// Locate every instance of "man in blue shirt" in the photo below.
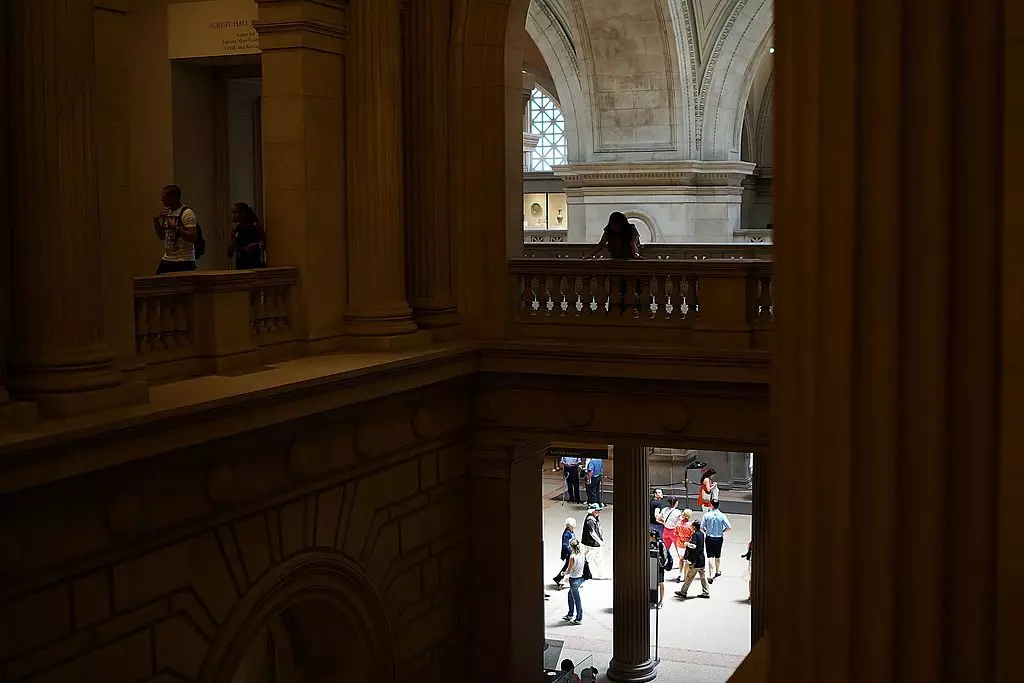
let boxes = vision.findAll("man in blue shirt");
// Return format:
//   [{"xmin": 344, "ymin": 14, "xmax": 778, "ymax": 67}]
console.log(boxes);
[
  {"xmin": 560, "ymin": 456, "xmax": 583, "ymax": 503},
  {"xmin": 701, "ymin": 499, "xmax": 732, "ymax": 583},
  {"xmin": 585, "ymin": 457, "xmax": 604, "ymax": 507}
]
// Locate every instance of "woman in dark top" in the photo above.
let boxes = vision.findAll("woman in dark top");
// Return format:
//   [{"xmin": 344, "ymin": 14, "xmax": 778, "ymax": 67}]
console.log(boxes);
[
  {"xmin": 227, "ymin": 202, "xmax": 266, "ymax": 269},
  {"xmin": 585, "ymin": 211, "xmax": 642, "ymax": 260}
]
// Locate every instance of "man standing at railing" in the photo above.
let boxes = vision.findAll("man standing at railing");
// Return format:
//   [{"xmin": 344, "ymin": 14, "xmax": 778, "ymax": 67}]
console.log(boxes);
[{"xmin": 153, "ymin": 184, "xmax": 200, "ymax": 275}]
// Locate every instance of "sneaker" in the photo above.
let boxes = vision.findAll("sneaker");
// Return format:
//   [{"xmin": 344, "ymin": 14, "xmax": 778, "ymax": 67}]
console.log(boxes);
[
  {"xmin": 715, "ymin": 571, "xmax": 722, "ymax": 578},
  {"xmin": 562, "ymin": 614, "xmax": 574, "ymax": 621},
  {"xmin": 656, "ymin": 602, "xmax": 663, "ymax": 609},
  {"xmin": 571, "ymin": 620, "xmax": 582, "ymax": 625},
  {"xmin": 709, "ymin": 577, "xmax": 715, "ymax": 585},
  {"xmin": 699, "ymin": 593, "xmax": 711, "ymax": 599}
]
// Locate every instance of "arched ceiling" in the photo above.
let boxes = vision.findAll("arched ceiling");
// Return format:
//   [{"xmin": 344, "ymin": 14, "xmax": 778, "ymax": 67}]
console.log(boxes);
[{"xmin": 525, "ymin": 0, "xmax": 773, "ymax": 162}]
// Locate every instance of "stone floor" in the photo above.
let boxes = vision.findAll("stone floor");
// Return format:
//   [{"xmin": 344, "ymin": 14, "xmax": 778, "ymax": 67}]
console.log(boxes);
[{"xmin": 542, "ymin": 473, "xmax": 752, "ymax": 682}]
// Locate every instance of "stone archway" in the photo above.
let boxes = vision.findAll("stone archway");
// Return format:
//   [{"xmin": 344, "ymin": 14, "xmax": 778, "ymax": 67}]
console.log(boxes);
[{"xmin": 198, "ymin": 552, "xmax": 395, "ymax": 683}]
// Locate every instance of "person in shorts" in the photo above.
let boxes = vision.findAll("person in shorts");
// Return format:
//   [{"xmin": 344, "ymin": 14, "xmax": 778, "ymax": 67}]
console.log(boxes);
[{"xmin": 701, "ymin": 499, "xmax": 732, "ymax": 583}]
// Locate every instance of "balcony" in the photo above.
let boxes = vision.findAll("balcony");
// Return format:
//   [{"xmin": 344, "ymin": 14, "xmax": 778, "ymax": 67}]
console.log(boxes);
[
  {"xmin": 133, "ymin": 267, "xmax": 300, "ymax": 381},
  {"xmin": 521, "ymin": 241, "xmax": 773, "ymax": 260},
  {"xmin": 508, "ymin": 258, "xmax": 772, "ymax": 350}
]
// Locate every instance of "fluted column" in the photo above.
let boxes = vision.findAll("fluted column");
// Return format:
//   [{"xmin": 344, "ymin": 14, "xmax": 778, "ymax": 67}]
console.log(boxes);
[
  {"xmin": 402, "ymin": 0, "xmax": 458, "ymax": 334},
  {"xmin": 774, "ymin": 0, "xmax": 1003, "ymax": 681},
  {"xmin": 751, "ymin": 452, "xmax": 767, "ymax": 645},
  {"xmin": 6, "ymin": 0, "xmax": 126, "ymax": 416},
  {"xmin": 345, "ymin": 0, "xmax": 419, "ymax": 341},
  {"xmin": 608, "ymin": 444, "xmax": 657, "ymax": 682}
]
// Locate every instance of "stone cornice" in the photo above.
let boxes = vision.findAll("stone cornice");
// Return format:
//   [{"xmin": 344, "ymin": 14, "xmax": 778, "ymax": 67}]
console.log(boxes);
[{"xmin": 555, "ymin": 161, "xmax": 756, "ymax": 188}]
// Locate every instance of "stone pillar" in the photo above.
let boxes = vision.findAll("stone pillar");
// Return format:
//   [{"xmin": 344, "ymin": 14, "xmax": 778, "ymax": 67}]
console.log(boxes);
[
  {"xmin": 256, "ymin": 1, "xmax": 348, "ymax": 353},
  {"xmin": 5, "ymin": 0, "xmax": 129, "ymax": 417},
  {"xmin": 773, "ymin": 0, "xmax": 1003, "ymax": 681},
  {"xmin": 345, "ymin": 0, "xmax": 421, "ymax": 345},
  {"xmin": 607, "ymin": 444, "xmax": 657, "ymax": 682},
  {"xmin": 402, "ymin": 0, "xmax": 459, "ymax": 335},
  {"xmin": 469, "ymin": 436, "xmax": 546, "ymax": 682},
  {"xmin": 727, "ymin": 452, "xmax": 753, "ymax": 489},
  {"xmin": 751, "ymin": 451, "xmax": 767, "ymax": 645}
]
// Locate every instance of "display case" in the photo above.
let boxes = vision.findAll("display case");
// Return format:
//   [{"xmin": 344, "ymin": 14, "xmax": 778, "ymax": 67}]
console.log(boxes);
[{"xmin": 522, "ymin": 192, "xmax": 568, "ymax": 229}]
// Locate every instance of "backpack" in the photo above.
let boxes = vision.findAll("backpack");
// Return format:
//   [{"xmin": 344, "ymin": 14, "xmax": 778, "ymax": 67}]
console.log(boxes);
[
  {"xmin": 658, "ymin": 541, "xmax": 673, "ymax": 572},
  {"xmin": 180, "ymin": 205, "xmax": 206, "ymax": 260}
]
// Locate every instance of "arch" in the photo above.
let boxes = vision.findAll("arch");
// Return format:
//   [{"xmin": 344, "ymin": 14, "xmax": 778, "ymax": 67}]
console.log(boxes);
[
  {"xmin": 198, "ymin": 552, "xmax": 396, "ymax": 683},
  {"xmin": 699, "ymin": 0, "xmax": 774, "ymax": 160},
  {"xmin": 527, "ymin": 1, "xmax": 591, "ymax": 161},
  {"xmin": 623, "ymin": 209, "xmax": 661, "ymax": 243}
]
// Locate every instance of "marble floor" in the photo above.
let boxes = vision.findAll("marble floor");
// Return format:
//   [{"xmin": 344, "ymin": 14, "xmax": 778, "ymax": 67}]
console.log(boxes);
[{"xmin": 542, "ymin": 473, "xmax": 752, "ymax": 682}]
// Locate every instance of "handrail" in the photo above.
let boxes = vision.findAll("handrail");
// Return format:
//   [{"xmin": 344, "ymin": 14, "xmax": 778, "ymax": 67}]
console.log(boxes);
[{"xmin": 521, "ymin": 242, "xmax": 773, "ymax": 260}]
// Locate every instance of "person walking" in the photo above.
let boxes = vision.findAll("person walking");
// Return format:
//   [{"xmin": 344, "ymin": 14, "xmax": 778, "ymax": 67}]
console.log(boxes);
[
  {"xmin": 153, "ymin": 184, "xmax": 200, "ymax": 274},
  {"xmin": 581, "ymin": 505, "xmax": 608, "ymax": 579},
  {"xmin": 649, "ymin": 529, "xmax": 672, "ymax": 608},
  {"xmin": 702, "ymin": 499, "xmax": 732, "ymax": 583},
  {"xmin": 561, "ymin": 539, "xmax": 586, "ymax": 625},
  {"xmin": 674, "ymin": 508, "xmax": 694, "ymax": 582},
  {"xmin": 675, "ymin": 519, "xmax": 711, "ymax": 599},
  {"xmin": 660, "ymin": 496, "xmax": 684, "ymax": 574},
  {"xmin": 697, "ymin": 468, "xmax": 719, "ymax": 516},
  {"xmin": 649, "ymin": 488, "xmax": 666, "ymax": 535},
  {"xmin": 552, "ymin": 517, "xmax": 578, "ymax": 589},
  {"xmin": 561, "ymin": 456, "xmax": 583, "ymax": 504},
  {"xmin": 585, "ymin": 457, "xmax": 604, "ymax": 507}
]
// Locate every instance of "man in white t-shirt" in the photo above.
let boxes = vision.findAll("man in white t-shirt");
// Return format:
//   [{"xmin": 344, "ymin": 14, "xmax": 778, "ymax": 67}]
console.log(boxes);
[{"xmin": 153, "ymin": 184, "xmax": 198, "ymax": 274}]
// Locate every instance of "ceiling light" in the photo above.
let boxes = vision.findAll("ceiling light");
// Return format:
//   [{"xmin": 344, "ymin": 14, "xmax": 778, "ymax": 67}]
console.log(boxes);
[{"xmin": 769, "ymin": 47, "xmax": 775, "ymax": 54}]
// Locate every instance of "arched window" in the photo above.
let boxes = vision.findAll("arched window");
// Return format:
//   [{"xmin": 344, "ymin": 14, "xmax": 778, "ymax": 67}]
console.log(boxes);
[{"xmin": 528, "ymin": 88, "xmax": 567, "ymax": 172}]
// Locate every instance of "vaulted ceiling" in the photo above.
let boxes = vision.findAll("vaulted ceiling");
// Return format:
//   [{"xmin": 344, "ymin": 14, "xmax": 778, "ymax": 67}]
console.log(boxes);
[{"xmin": 527, "ymin": 0, "xmax": 773, "ymax": 162}]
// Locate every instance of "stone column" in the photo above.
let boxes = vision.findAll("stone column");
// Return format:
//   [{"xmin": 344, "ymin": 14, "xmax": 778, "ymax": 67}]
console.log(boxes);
[
  {"xmin": 773, "ymin": 0, "xmax": 1003, "ymax": 680},
  {"xmin": 607, "ymin": 444, "xmax": 657, "ymax": 682},
  {"xmin": 402, "ymin": 0, "xmax": 459, "ymax": 335},
  {"xmin": 345, "ymin": 0, "xmax": 421, "ymax": 345},
  {"xmin": 751, "ymin": 451, "xmax": 767, "ymax": 645},
  {"xmin": 5, "ymin": 0, "xmax": 128, "ymax": 417},
  {"xmin": 727, "ymin": 452, "xmax": 753, "ymax": 489},
  {"xmin": 469, "ymin": 436, "xmax": 546, "ymax": 682},
  {"xmin": 255, "ymin": 1, "xmax": 348, "ymax": 353}
]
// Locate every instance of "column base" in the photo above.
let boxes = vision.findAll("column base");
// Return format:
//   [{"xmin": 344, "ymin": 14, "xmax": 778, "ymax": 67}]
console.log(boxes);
[
  {"xmin": 412, "ymin": 308, "xmax": 460, "ymax": 337},
  {"xmin": 22, "ymin": 379, "xmax": 148, "ymax": 418},
  {"xmin": 607, "ymin": 658, "xmax": 657, "ymax": 682},
  {"xmin": 340, "ymin": 329, "xmax": 432, "ymax": 351},
  {"xmin": 0, "ymin": 399, "xmax": 38, "ymax": 428}
]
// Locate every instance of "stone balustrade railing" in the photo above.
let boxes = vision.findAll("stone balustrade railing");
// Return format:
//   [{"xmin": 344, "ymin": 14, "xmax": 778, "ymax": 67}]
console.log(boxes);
[
  {"xmin": 509, "ymin": 258, "xmax": 772, "ymax": 349},
  {"xmin": 134, "ymin": 267, "xmax": 299, "ymax": 380},
  {"xmin": 521, "ymin": 242, "xmax": 773, "ymax": 260}
]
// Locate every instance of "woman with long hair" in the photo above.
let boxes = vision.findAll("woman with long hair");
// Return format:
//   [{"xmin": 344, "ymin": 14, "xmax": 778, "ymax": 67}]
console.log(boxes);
[
  {"xmin": 698, "ymin": 468, "xmax": 718, "ymax": 516},
  {"xmin": 227, "ymin": 202, "xmax": 266, "ymax": 269},
  {"xmin": 561, "ymin": 539, "xmax": 586, "ymax": 625}
]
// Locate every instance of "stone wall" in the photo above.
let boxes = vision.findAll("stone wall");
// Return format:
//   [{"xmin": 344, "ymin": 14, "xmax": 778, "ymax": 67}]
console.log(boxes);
[{"xmin": 0, "ymin": 381, "xmax": 475, "ymax": 682}]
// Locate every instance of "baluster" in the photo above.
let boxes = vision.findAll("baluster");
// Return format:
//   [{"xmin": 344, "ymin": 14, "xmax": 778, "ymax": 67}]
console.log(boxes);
[
  {"xmin": 252, "ymin": 288, "xmax": 266, "ymax": 334},
  {"xmin": 147, "ymin": 299, "xmax": 165, "ymax": 350},
  {"xmin": 573, "ymin": 274, "xmax": 581, "ymax": 317},
  {"xmin": 540, "ymin": 275, "xmax": 553, "ymax": 316},
  {"xmin": 172, "ymin": 298, "xmax": 190, "ymax": 346},
  {"xmin": 521, "ymin": 275, "xmax": 534, "ymax": 313},
  {"xmin": 600, "ymin": 275, "xmax": 611, "ymax": 314},
  {"xmin": 274, "ymin": 287, "xmax": 291, "ymax": 330},
  {"xmin": 686, "ymin": 275, "xmax": 700, "ymax": 320},
  {"xmin": 679, "ymin": 276, "xmax": 690, "ymax": 321},
  {"xmin": 157, "ymin": 297, "xmax": 174, "ymax": 348},
  {"xmin": 264, "ymin": 288, "xmax": 280, "ymax": 333},
  {"xmin": 135, "ymin": 299, "xmax": 150, "ymax": 354},
  {"xmin": 641, "ymin": 274, "xmax": 656, "ymax": 319},
  {"xmin": 757, "ymin": 276, "xmax": 773, "ymax": 322},
  {"xmin": 666, "ymin": 275, "xmax": 679, "ymax": 320}
]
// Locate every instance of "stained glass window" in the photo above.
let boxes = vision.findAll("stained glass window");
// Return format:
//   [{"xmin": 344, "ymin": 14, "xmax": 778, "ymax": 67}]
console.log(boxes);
[{"xmin": 528, "ymin": 88, "xmax": 567, "ymax": 172}]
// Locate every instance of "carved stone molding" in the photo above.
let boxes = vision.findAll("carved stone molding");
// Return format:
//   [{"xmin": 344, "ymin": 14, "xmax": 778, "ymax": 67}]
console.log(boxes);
[{"xmin": 557, "ymin": 161, "xmax": 755, "ymax": 189}]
